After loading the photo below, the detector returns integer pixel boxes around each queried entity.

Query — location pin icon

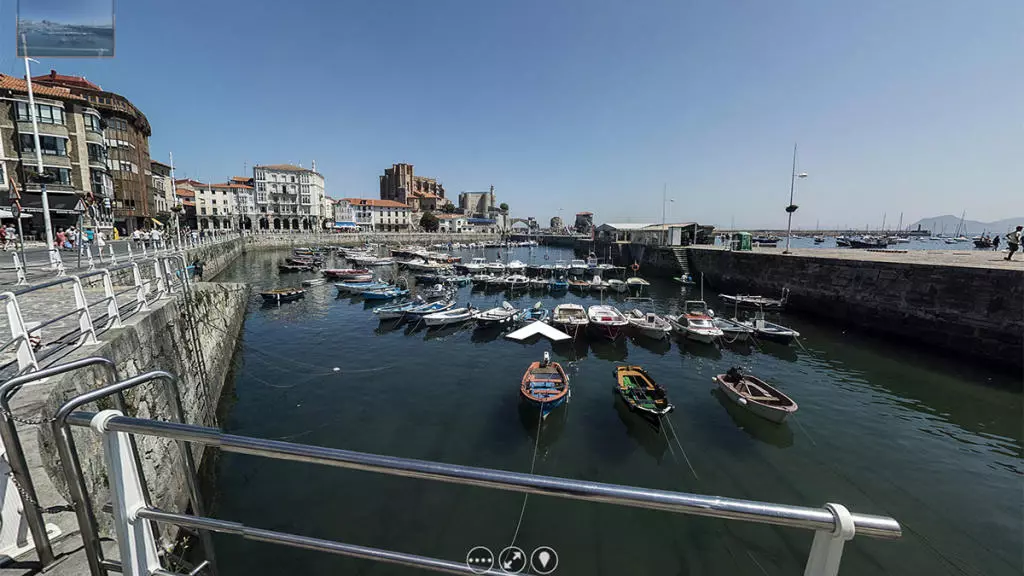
[538,551,551,567]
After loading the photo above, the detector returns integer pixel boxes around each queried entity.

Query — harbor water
[207,246,1021,576]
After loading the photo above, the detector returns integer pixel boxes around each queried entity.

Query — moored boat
[606,278,626,293]
[520,352,570,419]
[322,268,372,280]
[568,259,588,275]
[423,305,477,327]
[362,287,410,300]
[714,367,797,423]
[373,297,424,320]
[260,288,306,303]
[625,276,650,298]
[587,305,628,340]
[522,302,549,324]
[335,281,388,294]
[713,316,754,342]
[720,289,788,311]
[625,309,672,340]
[473,301,522,327]
[666,300,723,343]
[549,277,569,292]
[405,298,456,319]
[529,277,549,290]
[551,303,588,336]
[742,313,801,344]
[614,365,673,420]
[278,263,313,273]
[568,278,590,292]
[506,274,530,290]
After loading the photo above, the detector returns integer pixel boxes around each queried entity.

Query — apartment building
[253,163,326,230]
[342,198,411,232]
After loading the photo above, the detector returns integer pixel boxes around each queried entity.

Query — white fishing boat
[506,260,527,273]
[486,275,508,288]
[569,259,588,275]
[403,258,446,272]
[741,313,800,344]
[625,309,672,340]
[486,261,506,274]
[666,300,723,343]
[714,367,798,423]
[417,283,451,300]
[506,274,530,290]
[473,301,522,327]
[587,305,628,340]
[463,257,488,273]
[606,278,627,294]
[713,316,754,342]
[552,260,569,272]
[423,305,477,327]
[551,303,589,335]
[589,275,608,292]
[625,276,651,298]
[471,273,492,287]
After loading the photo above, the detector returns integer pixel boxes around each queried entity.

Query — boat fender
[738,397,748,406]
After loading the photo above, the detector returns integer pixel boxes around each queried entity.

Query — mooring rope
[663,416,699,481]
[507,401,545,553]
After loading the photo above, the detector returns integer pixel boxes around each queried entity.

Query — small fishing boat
[568,278,590,292]
[486,261,506,274]
[614,365,673,420]
[444,275,472,286]
[673,274,696,285]
[506,274,530,290]
[260,288,305,303]
[471,274,492,288]
[402,258,446,272]
[520,352,570,419]
[666,300,723,343]
[742,313,801,344]
[278,263,313,273]
[335,280,388,294]
[423,305,477,327]
[463,257,488,273]
[507,260,527,273]
[714,367,798,423]
[362,287,410,300]
[523,302,549,324]
[529,277,549,290]
[473,301,522,327]
[552,260,569,273]
[486,275,508,289]
[813,236,825,244]
[587,305,628,340]
[752,235,779,247]
[568,259,588,275]
[322,268,372,280]
[625,309,672,340]
[301,278,326,287]
[589,275,608,292]
[720,289,789,311]
[418,283,451,300]
[835,236,851,247]
[549,277,569,292]
[625,276,651,298]
[713,317,754,342]
[373,297,424,320]
[286,257,320,266]
[848,235,889,249]
[405,298,456,319]
[551,303,589,335]
[974,237,993,249]
[606,278,626,294]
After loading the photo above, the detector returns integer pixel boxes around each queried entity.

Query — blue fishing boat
[335,281,388,294]
[404,298,456,319]
[523,302,549,324]
[362,287,410,300]
[520,352,570,420]
[373,297,424,320]
[549,277,569,292]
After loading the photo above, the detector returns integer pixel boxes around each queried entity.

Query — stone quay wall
[38,282,249,536]
[687,247,1024,374]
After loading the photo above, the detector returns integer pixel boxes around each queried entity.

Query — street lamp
[22,43,57,267]
[783,143,808,255]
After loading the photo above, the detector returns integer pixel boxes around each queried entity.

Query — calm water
[207,247,1021,576]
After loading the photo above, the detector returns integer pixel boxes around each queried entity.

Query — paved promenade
[693,245,1024,271]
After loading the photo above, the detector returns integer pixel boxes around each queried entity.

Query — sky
[0,0,1019,229]
[16,0,112,26]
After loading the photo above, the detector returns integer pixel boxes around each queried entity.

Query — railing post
[2,293,38,373]
[109,245,117,265]
[12,253,28,286]
[131,263,150,312]
[86,245,96,271]
[804,503,855,576]
[101,270,122,329]
[127,243,134,261]
[54,250,66,277]
[0,432,58,563]
[91,410,162,576]
[153,260,168,296]
[69,277,98,345]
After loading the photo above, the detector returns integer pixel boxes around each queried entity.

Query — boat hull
[714,375,797,424]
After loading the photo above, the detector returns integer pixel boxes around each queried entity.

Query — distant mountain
[909,215,1024,235]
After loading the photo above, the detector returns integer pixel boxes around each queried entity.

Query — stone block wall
[38,282,249,536]
[688,248,1023,374]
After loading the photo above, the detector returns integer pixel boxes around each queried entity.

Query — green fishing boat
[614,365,674,422]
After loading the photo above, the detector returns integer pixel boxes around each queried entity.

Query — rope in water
[663,416,699,481]
[506,400,545,554]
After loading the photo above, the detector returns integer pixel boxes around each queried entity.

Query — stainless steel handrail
[66,411,901,539]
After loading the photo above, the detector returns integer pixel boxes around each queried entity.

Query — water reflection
[517,398,567,457]
[676,337,722,361]
[756,341,799,363]
[589,338,628,362]
[628,334,672,356]
[613,395,669,463]
[710,388,794,449]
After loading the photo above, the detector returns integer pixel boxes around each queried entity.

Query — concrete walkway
[692,245,1024,271]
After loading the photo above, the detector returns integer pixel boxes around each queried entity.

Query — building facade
[549,216,563,230]
[0,73,114,238]
[379,163,446,211]
[149,160,173,218]
[31,69,152,232]
[574,212,594,234]
[343,198,411,232]
[253,163,326,230]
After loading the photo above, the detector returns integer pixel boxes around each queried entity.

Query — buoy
[333,367,340,372]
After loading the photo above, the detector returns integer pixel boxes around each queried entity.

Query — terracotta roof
[230,176,251,183]
[0,74,86,100]
[174,179,207,187]
[211,182,253,190]
[257,164,313,172]
[342,198,410,208]
[32,70,101,91]
[175,189,196,198]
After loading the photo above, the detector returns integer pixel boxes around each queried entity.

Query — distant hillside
[909,215,1023,235]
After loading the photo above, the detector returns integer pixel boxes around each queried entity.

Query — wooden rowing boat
[613,365,673,420]
[713,367,797,423]
[520,352,570,419]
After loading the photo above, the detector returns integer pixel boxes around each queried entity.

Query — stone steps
[671,247,691,276]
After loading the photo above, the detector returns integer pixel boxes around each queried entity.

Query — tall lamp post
[660,183,674,245]
[783,143,808,255]
[22,42,57,267]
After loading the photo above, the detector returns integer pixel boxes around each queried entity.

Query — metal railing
[50,370,900,576]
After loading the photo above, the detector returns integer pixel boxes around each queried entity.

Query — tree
[499,202,509,213]
[420,211,439,232]
[441,202,457,214]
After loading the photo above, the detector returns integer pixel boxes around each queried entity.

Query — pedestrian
[0,225,7,251]
[150,227,162,249]
[1005,226,1022,261]
[56,228,67,250]
[97,230,107,249]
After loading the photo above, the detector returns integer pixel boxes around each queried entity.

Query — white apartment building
[253,163,326,231]
[342,198,411,232]
[437,214,468,233]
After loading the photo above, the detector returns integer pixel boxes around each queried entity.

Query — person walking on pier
[992,235,1000,251]
[1005,226,1022,261]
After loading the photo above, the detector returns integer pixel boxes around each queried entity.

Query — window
[290,176,295,183]
[24,166,72,185]
[84,114,102,132]
[87,143,106,162]
[15,102,65,125]
[200,208,207,215]
[118,161,138,174]
[212,208,218,215]
[105,118,128,132]
[212,199,217,205]
[20,134,67,156]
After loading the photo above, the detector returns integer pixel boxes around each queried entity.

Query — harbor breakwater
[686,247,1024,376]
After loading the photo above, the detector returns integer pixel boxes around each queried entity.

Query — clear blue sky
[0,0,1019,229]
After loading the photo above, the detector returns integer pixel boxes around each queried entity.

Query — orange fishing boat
[520,352,570,419]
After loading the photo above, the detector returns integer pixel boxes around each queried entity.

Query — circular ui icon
[498,546,527,574]
[466,546,494,574]
[530,546,559,574]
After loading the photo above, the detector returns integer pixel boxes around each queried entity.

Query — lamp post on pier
[22,39,57,267]
[783,143,808,255]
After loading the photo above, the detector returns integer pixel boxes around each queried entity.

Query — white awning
[0,209,32,219]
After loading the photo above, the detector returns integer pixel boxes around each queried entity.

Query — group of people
[130,228,165,249]
[0,224,18,250]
